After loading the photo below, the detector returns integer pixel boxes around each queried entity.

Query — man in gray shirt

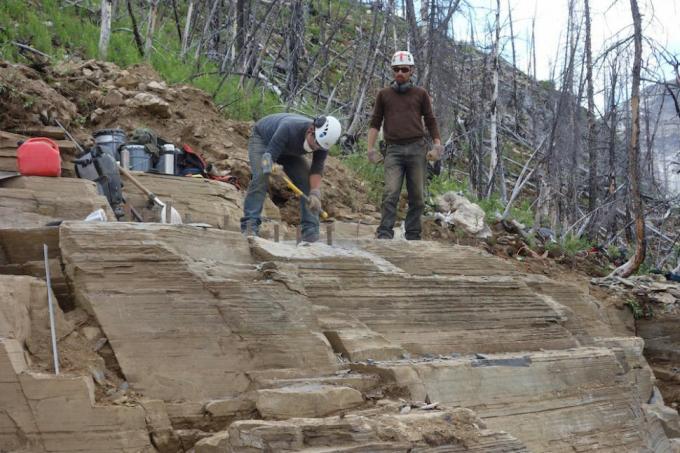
[240,113,342,242]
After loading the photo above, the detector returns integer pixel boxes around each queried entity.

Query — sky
[450,0,680,83]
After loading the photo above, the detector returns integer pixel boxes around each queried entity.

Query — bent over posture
[240,113,341,242]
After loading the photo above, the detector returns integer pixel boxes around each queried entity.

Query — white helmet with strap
[314,115,342,150]
[391,50,415,67]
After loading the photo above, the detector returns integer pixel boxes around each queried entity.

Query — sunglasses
[393,67,411,73]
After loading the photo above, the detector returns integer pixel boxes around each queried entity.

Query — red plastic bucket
[17,137,61,177]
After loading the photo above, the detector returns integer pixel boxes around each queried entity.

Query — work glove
[308,189,323,215]
[271,163,284,175]
[367,149,381,164]
[426,144,444,162]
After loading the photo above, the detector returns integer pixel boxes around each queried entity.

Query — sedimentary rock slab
[359,239,518,276]
[0,176,113,228]
[354,347,672,452]
[256,384,364,419]
[225,408,529,452]
[121,172,242,228]
[59,222,337,413]
[252,240,577,355]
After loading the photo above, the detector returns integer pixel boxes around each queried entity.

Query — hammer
[263,157,329,220]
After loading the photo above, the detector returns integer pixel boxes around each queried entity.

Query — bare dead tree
[507,0,519,131]
[584,0,597,216]
[143,0,159,60]
[98,0,113,60]
[194,0,220,61]
[170,0,182,44]
[612,0,645,277]
[285,0,305,100]
[404,0,421,69]
[346,1,386,136]
[180,0,195,60]
[486,0,501,200]
[126,0,144,57]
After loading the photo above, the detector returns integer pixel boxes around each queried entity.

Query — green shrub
[561,234,592,257]
[624,299,644,319]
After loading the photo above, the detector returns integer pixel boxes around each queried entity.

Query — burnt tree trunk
[612,0,645,277]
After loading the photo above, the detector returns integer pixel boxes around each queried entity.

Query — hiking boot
[376,233,392,240]
[301,233,319,243]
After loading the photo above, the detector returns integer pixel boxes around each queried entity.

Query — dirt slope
[0,59,375,222]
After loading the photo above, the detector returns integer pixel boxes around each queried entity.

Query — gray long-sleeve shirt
[254,113,328,175]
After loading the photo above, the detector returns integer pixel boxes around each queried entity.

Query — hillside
[0,55,679,451]
[1,1,680,451]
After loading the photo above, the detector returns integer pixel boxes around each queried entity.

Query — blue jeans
[376,138,427,240]
[240,131,320,241]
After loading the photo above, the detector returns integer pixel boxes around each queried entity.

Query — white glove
[367,149,381,164]
[427,144,444,161]
[308,189,323,215]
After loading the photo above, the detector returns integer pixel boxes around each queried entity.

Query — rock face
[51,222,678,450]
[355,347,664,451]
[256,384,364,419]
[0,275,153,452]
[0,176,114,228]
[59,222,337,420]
[223,407,530,452]
[121,172,242,228]
[0,199,675,451]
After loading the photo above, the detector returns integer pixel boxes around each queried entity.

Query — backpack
[177,144,208,176]
[74,146,125,219]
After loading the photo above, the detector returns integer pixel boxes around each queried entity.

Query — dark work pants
[376,138,427,240]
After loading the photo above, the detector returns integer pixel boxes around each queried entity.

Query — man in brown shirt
[367,50,442,240]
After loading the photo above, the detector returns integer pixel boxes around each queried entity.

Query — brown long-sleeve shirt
[369,86,440,144]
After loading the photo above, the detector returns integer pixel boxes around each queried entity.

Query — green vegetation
[561,234,593,257]
[624,299,643,319]
[0,0,280,120]
[341,152,384,205]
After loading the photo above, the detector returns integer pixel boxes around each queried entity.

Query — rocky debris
[125,92,171,118]
[1,130,26,173]
[0,62,78,130]
[593,273,680,409]
[593,274,680,309]
[0,59,374,219]
[194,431,230,453]
[222,407,529,452]
[139,399,182,453]
[204,397,256,420]
[644,400,680,438]
[435,191,492,239]
[0,176,114,228]
[256,384,364,419]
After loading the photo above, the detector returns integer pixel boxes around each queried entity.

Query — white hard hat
[391,50,415,67]
[314,115,342,150]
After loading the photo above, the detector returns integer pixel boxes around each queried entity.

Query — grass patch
[0,0,283,121]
